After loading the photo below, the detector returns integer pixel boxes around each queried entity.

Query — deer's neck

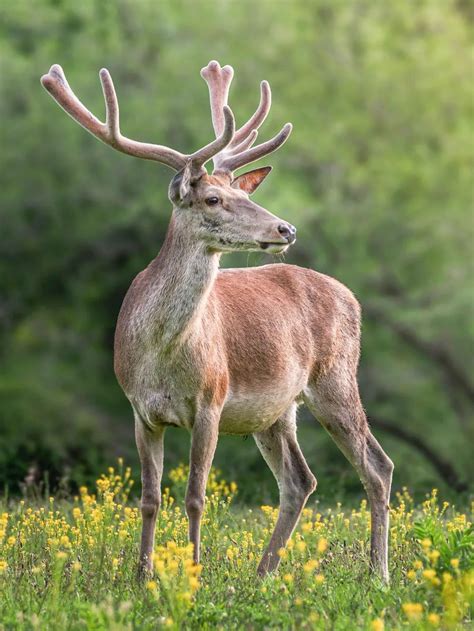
[141,212,220,348]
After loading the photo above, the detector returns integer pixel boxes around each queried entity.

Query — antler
[200,60,292,176]
[40,64,234,173]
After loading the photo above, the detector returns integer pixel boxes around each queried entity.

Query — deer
[40,60,394,583]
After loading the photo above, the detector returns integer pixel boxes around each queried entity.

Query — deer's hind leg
[303,365,394,583]
[254,403,317,576]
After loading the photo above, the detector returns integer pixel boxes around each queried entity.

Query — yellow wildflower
[402,603,423,621]
[303,559,319,573]
[315,574,325,584]
[450,558,459,569]
[189,576,199,591]
[427,613,440,626]
[371,618,384,631]
[317,538,328,554]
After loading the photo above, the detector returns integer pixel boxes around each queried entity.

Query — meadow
[0,462,472,630]
[1,3,472,629]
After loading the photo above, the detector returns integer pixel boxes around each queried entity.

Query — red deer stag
[41,60,393,582]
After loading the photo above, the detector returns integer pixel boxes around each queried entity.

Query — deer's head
[41,61,295,254]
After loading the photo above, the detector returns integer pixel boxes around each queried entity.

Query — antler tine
[200,61,234,137]
[41,64,187,171]
[200,63,271,152]
[214,123,292,175]
[41,65,105,138]
[99,68,120,141]
[228,129,259,156]
[189,105,235,169]
[229,80,271,149]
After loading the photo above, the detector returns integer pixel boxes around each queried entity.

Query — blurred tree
[0,0,472,496]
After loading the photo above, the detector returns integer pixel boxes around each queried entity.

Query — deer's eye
[205,196,219,206]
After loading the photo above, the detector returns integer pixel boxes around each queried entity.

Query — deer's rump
[214,264,360,433]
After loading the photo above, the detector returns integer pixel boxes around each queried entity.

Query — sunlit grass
[0,462,472,629]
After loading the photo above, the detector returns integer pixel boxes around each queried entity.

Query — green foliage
[412,492,474,574]
[0,378,107,494]
[0,0,473,495]
[414,520,474,575]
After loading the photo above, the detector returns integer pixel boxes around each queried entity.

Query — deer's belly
[219,387,303,435]
[219,360,309,434]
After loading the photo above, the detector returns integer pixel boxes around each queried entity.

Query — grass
[0,462,472,630]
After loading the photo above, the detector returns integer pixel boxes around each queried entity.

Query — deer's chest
[134,389,195,431]
[125,348,203,431]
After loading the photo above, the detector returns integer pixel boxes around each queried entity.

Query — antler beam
[41,64,234,173]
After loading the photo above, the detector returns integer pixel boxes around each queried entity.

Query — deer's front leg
[135,416,165,576]
[186,411,219,564]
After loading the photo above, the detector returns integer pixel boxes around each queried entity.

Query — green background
[1,0,472,502]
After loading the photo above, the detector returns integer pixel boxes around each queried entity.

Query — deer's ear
[179,162,193,200]
[231,166,272,195]
[169,162,201,204]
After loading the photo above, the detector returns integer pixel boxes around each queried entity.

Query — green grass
[0,463,472,630]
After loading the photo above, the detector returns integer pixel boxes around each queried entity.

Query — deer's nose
[278,223,297,243]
